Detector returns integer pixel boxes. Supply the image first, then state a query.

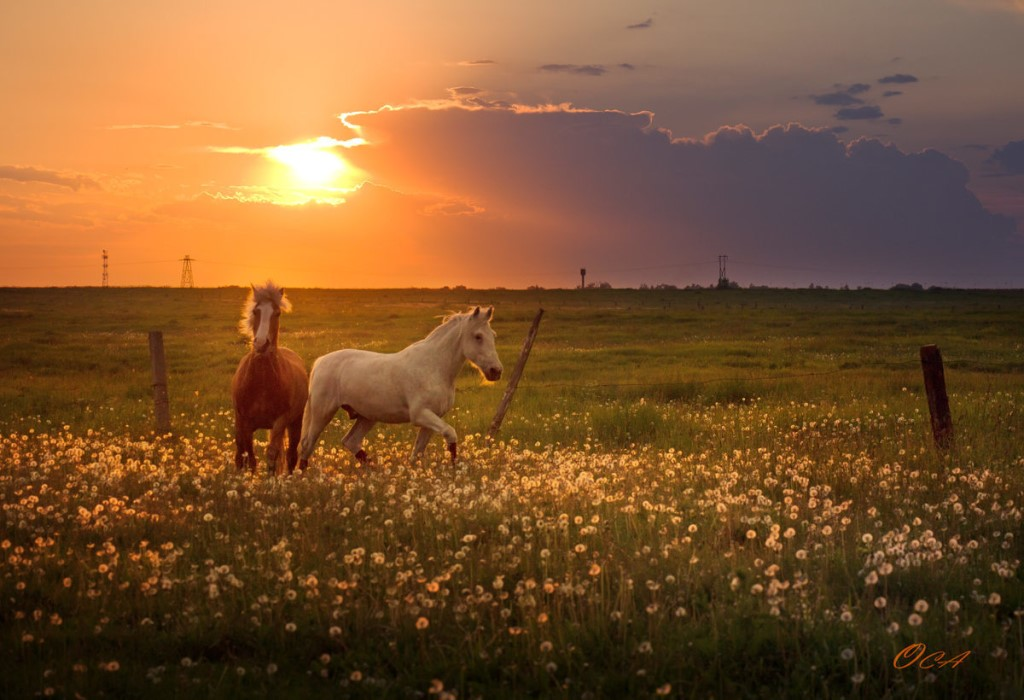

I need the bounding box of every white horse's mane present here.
[418,308,491,344]
[239,281,292,337]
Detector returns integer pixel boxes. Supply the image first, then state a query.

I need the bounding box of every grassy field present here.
[1,286,1022,698]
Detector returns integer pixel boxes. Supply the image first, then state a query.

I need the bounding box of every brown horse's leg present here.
[235,422,254,472]
[267,419,287,477]
[286,417,302,474]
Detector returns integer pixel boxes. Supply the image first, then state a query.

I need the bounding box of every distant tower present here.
[180,255,194,288]
[717,255,729,288]
[102,250,109,288]
[580,267,587,289]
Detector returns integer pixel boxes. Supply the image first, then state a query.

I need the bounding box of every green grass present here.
[1,286,1022,698]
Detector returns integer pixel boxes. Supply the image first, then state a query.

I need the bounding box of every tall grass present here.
[1,287,1022,698]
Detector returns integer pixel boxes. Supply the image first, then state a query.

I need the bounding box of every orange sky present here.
[2,0,1024,288]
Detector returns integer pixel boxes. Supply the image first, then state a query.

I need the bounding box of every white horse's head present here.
[240,281,292,355]
[462,306,503,381]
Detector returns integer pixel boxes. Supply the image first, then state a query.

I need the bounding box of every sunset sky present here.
[2,0,1024,288]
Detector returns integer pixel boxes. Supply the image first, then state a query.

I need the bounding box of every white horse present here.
[298,306,503,467]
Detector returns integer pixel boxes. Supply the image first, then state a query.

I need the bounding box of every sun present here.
[268,138,347,187]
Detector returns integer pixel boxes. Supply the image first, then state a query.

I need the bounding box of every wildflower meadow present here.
[1,287,1022,698]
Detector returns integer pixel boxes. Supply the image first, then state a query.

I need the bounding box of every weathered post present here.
[148,331,172,434]
[489,308,544,438]
[920,344,953,450]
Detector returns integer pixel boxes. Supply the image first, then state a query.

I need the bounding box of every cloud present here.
[949,0,1024,12]
[990,139,1024,174]
[322,102,1021,287]
[0,165,101,191]
[627,18,653,29]
[539,64,608,76]
[878,73,918,84]
[457,59,496,67]
[108,120,236,130]
[835,105,884,120]
[846,83,872,95]
[448,86,484,97]
[812,92,864,106]
[882,90,903,97]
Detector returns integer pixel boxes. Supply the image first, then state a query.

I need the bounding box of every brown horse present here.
[231,282,308,475]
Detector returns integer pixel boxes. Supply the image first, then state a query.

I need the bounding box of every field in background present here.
[1,287,1022,698]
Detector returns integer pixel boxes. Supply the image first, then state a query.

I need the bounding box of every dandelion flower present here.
[908,613,923,627]
[416,616,430,630]
[914,599,929,613]
[946,600,961,614]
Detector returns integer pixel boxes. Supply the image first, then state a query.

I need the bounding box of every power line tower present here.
[102,250,109,288]
[180,255,194,288]
[717,254,729,288]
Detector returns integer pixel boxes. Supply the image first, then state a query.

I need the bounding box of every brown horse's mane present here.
[239,281,292,338]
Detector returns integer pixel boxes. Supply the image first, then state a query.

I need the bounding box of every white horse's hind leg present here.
[411,408,458,463]
[298,395,337,469]
[410,427,432,461]
[342,417,376,464]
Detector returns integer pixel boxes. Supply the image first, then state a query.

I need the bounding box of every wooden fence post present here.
[489,308,544,438]
[920,344,953,450]
[148,331,172,434]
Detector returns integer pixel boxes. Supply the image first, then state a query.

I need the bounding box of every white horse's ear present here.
[485,306,493,320]
[472,306,480,318]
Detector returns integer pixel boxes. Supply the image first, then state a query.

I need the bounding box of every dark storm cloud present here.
[835,106,884,120]
[0,165,100,191]
[627,18,653,29]
[335,104,1022,287]
[540,64,608,76]
[878,73,918,84]
[990,140,1024,174]
[813,92,864,106]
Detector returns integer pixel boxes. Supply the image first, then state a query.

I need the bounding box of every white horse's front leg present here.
[411,408,458,462]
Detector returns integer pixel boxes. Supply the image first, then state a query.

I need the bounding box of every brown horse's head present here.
[239,281,292,354]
